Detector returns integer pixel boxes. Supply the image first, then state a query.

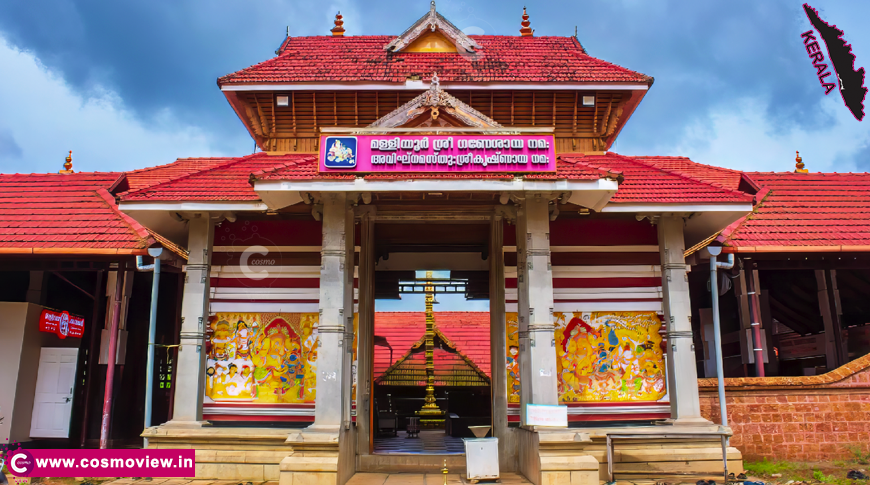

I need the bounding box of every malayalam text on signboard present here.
[39,309,85,339]
[319,134,557,173]
[525,403,569,427]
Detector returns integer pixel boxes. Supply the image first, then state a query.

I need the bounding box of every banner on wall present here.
[506,311,667,404]
[39,309,85,339]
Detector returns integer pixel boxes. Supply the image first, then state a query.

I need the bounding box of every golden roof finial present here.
[794,150,808,173]
[520,7,534,37]
[331,11,345,36]
[59,150,74,174]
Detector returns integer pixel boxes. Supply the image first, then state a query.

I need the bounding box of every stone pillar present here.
[168,213,214,426]
[516,196,558,425]
[356,210,375,454]
[314,193,354,429]
[490,214,514,469]
[658,215,710,425]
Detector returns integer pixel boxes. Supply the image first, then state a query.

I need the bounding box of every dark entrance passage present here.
[369,221,493,454]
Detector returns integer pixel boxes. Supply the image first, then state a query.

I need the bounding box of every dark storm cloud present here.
[0,0,331,153]
[0,0,864,164]
[527,1,837,151]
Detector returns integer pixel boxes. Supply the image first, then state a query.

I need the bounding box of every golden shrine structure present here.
[119,4,757,483]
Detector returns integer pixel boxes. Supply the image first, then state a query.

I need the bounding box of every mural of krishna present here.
[205,312,320,404]
[506,311,666,404]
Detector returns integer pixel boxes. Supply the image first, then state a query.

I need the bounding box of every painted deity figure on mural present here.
[508,311,668,403]
[507,345,520,401]
[209,319,234,360]
[253,319,294,402]
[303,329,319,401]
[204,312,325,405]
[235,321,253,360]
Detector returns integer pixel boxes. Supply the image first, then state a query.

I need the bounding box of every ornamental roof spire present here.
[794,150,808,173]
[59,150,74,174]
[331,11,345,36]
[520,7,534,37]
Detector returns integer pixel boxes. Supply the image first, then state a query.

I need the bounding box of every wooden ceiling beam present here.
[769,295,819,335]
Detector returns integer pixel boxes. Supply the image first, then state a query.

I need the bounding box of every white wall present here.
[0,302,81,443]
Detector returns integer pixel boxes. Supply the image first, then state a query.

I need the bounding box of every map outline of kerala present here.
[803,3,867,121]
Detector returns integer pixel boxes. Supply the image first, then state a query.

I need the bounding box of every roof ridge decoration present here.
[384,1,481,53]
[794,150,808,173]
[331,11,345,37]
[368,72,502,129]
[519,7,533,37]
[59,150,74,174]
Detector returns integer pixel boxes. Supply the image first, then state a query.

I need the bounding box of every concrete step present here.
[358,454,468,473]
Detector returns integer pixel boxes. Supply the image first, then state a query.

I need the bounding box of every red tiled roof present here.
[122,157,237,192]
[122,152,316,201]
[374,312,491,380]
[0,172,155,255]
[218,36,651,86]
[433,312,492,377]
[561,153,753,204]
[633,156,744,191]
[120,152,751,205]
[717,172,870,251]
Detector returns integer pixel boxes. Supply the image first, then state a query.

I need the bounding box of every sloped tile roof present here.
[374,312,491,381]
[380,347,490,386]
[633,156,744,191]
[218,36,651,86]
[122,157,237,191]
[121,152,316,201]
[0,172,155,254]
[561,153,754,204]
[120,152,751,205]
[717,172,870,251]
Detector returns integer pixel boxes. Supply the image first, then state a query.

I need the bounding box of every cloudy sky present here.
[0,0,867,175]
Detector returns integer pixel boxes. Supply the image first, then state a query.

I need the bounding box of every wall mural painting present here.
[506,313,521,403]
[505,311,667,404]
[205,313,320,404]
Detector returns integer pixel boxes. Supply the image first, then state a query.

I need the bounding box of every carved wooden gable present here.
[384,1,480,54]
[369,74,503,129]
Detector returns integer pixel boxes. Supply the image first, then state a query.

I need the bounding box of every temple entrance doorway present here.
[367,221,494,455]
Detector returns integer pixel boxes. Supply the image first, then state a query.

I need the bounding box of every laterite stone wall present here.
[698,354,870,461]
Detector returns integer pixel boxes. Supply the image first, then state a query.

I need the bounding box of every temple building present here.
[116,4,758,483]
